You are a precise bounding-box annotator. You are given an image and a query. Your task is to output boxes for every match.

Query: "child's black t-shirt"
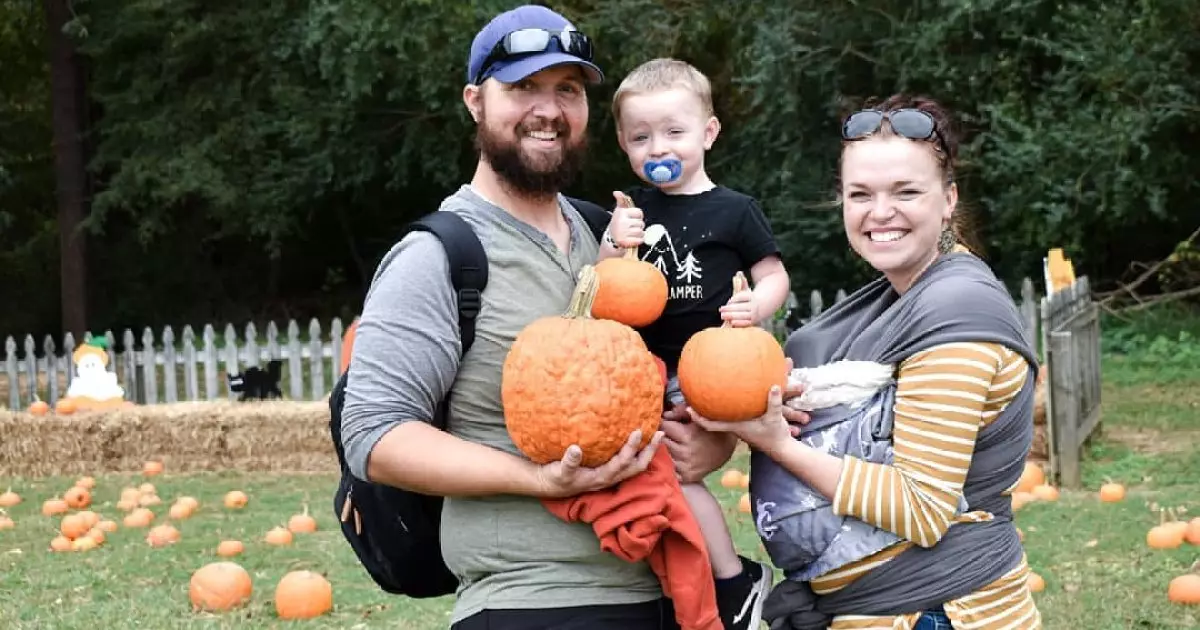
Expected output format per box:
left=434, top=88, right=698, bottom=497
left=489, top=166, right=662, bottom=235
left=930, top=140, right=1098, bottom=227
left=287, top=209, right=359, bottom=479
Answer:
left=620, top=185, right=782, bottom=370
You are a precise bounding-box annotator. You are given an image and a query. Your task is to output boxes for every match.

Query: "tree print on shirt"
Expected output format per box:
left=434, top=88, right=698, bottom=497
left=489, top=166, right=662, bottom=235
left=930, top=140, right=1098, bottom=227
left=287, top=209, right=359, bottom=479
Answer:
left=642, top=223, right=704, bottom=301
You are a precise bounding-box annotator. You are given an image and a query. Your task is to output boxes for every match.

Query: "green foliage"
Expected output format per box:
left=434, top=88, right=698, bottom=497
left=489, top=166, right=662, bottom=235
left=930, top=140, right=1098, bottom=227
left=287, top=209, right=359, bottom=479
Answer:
left=1101, top=303, right=1200, bottom=368
left=1, top=0, right=1199, bottom=336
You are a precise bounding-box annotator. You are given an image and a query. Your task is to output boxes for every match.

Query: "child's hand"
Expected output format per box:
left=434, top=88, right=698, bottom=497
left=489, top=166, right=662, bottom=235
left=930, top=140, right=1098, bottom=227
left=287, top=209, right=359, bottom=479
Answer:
left=720, top=287, right=758, bottom=327
left=606, top=191, right=645, bottom=249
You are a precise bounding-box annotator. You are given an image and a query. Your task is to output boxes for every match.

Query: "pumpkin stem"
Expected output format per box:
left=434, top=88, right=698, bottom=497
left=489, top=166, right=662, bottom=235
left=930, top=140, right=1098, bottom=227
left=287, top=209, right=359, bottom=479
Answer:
left=565, top=266, right=600, bottom=319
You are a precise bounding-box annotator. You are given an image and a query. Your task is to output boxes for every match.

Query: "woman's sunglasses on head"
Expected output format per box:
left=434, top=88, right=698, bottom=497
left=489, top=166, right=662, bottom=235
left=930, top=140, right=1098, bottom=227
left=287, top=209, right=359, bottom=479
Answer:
left=473, top=27, right=594, bottom=85
left=841, top=108, right=951, bottom=158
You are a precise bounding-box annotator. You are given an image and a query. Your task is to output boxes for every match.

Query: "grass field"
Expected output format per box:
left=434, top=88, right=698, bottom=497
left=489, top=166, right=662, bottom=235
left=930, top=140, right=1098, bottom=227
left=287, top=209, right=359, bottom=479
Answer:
left=2, top=312, right=1199, bottom=628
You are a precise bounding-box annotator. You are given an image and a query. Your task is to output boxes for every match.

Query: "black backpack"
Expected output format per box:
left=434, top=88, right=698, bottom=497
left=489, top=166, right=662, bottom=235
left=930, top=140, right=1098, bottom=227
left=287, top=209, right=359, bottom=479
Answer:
left=328, top=196, right=612, bottom=597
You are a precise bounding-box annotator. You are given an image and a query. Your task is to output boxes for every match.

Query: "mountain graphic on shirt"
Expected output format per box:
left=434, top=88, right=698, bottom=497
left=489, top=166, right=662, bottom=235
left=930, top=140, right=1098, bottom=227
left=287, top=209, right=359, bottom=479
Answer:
left=642, top=224, right=704, bottom=285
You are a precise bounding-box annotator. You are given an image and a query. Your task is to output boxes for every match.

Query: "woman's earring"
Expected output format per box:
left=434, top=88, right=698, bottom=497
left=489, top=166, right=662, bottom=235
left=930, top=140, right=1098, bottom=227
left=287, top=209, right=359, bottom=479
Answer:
left=937, top=225, right=956, bottom=254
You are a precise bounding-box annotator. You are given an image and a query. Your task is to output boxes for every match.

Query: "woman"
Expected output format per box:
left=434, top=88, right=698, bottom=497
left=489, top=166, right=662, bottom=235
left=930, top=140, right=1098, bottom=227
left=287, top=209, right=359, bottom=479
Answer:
left=689, top=94, right=1043, bottom=629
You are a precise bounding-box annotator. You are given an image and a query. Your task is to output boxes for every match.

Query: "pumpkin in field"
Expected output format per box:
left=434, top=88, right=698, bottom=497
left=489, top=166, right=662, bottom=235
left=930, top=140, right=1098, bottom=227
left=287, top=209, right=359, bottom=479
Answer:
left=676, top=272, right=788, bottom=422
left=64, top=486, right=91, bottom=510
left=589, top=192, right=668, bottom=328
left=1016, top=462, right=1045, bottom=493
left=0, top=488, right=20, bottom=507
left=189, top=561, right=254, bottom=612
left=287, top=504, right=318, bottom=534
left=502, top=265, right=664, bottom=467
left=1168, top=565, right=1200, bottom=605
left=340, top=317, right=359, bottom=373
left=274, top=570, right=334, bottom=619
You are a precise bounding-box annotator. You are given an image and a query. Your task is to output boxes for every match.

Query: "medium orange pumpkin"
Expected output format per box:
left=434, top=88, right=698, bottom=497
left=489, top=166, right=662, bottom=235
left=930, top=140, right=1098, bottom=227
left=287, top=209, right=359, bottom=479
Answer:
left=502, top=265, right=664, bottom=467
left=189, top=561, right=254, bottom=612
left=590, top=192, right=668, bottom=328
left=676, top=272, right=788, bottom=422
left=274, top=570, right=334, bottom=619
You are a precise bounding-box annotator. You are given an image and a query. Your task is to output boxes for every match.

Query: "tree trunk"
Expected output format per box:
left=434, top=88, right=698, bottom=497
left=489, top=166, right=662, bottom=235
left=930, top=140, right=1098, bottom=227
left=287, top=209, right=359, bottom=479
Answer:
left=45, top=0, right=89, bottom=339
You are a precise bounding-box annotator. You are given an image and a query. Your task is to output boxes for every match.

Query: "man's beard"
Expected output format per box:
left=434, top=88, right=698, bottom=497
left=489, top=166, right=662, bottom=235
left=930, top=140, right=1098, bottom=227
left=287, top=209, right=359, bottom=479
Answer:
left=475, top=116, right=588, bottom=200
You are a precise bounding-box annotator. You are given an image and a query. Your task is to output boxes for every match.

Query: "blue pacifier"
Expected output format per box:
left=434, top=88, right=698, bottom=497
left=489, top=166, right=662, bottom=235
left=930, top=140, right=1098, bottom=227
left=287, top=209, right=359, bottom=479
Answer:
left=643, top=158, right=683, bottom=184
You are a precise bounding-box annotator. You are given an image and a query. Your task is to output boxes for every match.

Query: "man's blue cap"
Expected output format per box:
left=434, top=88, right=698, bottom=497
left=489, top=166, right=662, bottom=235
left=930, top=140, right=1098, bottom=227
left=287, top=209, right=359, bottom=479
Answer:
left=467, top=5, right=604, bottom=86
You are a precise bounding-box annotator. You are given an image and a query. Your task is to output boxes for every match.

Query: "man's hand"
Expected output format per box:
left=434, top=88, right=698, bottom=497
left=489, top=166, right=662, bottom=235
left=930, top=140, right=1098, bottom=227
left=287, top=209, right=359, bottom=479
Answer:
left=606, top=191, right=645, bottom=249
left=661, top=405, right=738, bottom=484
left=534, top=429, right=663, bottom=498
left=719, top=286, right=759, bottom=327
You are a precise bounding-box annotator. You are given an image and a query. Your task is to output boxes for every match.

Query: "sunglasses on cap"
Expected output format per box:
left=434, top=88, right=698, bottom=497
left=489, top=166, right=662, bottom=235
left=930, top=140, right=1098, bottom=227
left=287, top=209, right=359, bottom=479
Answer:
left=842, top=108, right=950, bottom=157
left=473, top=27, right=595, bottom=85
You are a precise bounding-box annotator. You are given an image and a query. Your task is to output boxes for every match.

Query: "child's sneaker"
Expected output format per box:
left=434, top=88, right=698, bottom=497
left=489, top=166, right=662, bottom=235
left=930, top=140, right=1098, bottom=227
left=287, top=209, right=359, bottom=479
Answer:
left=716, top=555, right=773, bottom=630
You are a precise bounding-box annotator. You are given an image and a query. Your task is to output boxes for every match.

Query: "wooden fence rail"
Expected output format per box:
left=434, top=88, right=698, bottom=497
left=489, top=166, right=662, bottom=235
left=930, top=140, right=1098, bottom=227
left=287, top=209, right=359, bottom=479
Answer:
left=3, top=278, right=1043, bottom=413
left=1040, top=276, right=1103, bottom=488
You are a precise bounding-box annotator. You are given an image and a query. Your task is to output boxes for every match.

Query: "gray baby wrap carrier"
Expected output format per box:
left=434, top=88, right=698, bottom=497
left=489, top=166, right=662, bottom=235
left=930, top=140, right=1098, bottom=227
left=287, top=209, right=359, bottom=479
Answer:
left=750, top=253, right=1041, bottom=629
left=753, top=377, right=908, bottom=581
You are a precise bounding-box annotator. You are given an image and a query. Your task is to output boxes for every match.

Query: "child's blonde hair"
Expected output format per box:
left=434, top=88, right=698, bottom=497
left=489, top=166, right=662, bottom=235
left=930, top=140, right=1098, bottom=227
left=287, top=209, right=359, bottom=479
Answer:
left=612, top=58, right=714, bottom=124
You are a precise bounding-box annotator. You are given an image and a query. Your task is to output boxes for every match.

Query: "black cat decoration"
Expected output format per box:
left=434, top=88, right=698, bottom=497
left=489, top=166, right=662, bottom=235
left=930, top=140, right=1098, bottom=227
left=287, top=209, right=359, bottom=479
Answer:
left=227, top=360, right=283, bottom=401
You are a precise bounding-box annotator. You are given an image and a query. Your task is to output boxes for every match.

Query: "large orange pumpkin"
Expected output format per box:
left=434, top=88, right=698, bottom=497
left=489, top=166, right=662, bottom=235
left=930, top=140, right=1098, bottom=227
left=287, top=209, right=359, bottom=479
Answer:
left=677, top=272, right=788, bottom=422
left=590, top=192, right=668, bottom=328
left=502, top=265, right=664, bottom=467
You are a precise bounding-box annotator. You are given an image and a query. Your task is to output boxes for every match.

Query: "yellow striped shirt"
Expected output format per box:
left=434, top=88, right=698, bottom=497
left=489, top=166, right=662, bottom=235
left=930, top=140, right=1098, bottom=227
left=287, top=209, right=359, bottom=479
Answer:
left=813, top=341, right=1042, bottom=629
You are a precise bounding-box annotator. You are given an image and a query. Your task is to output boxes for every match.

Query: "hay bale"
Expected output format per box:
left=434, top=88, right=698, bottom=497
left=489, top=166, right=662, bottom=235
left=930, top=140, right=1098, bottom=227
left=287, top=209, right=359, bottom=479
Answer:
left=0, top=400, right=337, bottom=477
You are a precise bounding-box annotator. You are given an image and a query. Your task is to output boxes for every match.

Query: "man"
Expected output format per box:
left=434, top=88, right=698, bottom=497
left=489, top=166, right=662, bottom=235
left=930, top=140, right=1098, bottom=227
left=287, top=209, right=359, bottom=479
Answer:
left=340, top=5, right=743, bottom=629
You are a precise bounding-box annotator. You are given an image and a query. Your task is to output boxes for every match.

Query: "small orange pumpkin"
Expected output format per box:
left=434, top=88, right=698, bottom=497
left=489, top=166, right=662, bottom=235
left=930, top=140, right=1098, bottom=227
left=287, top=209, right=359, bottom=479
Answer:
left=64, top=486, right=91, bottom=510
left=265, top=526, right=293, bottom=546
left=1185, top=517, right=1200, bottom=546
left=1027, top=572, right=1045, bottom=593
left=189, top=561, right=254, bottom=612
left=143, top=460, right=164, bottom=476
left=224, top=490, right=248, bottom=509
left=147, top=524, right=180, bottom=547
left=589, top=192, right=668, bottom=328
left=41, top=497, right=68, bottom=516
left=0, top=488, right=20, bottom=507
left=1148, top=508, right=1186, bottom=549
left=0, top=515, right=14, bottom=530
left=60, top=513, right=89, bottom=540
left=217, top=540, right=245, bottom=557
left=123, top=507, right=155, bottom=528
left=720, top=470, right=743, bottom=488
left=287, top=504, right=318, bottom=534
left=1168, top=565, right=1200, bottom=605
left=501, top=265, right=664, bottom=467
left=28, top=399, right=49, bottom=415
left=1016, top=462, right=1045, bottom=493
left=676, top=272, right=787, bottom=422
left=340, top=318, right=359, bottom=374
left=1030, top=484, right=1058, bottom=502
left=54, top=398, right=76, bottom=415
left=1098, top=479, right=1125, bottom=503
left=274, top=570, right=334, bottom=619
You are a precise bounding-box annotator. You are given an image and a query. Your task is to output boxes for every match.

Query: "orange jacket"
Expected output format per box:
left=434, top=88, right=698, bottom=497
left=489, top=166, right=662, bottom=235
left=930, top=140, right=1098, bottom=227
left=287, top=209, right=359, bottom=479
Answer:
left=542, top=446, right=722, bottom=630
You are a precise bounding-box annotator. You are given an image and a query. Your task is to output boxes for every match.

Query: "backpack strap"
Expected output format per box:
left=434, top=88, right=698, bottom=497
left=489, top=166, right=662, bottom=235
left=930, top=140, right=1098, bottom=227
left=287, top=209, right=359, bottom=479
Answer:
left=404, top=211, right=488, bottom=358
left=564, top=195, right=612, bottom=243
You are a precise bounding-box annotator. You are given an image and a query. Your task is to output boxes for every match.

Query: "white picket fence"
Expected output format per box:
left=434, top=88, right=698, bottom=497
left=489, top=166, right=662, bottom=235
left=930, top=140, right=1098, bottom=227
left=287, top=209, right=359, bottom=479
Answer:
left=2, top=278, right=1042, bottom=411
